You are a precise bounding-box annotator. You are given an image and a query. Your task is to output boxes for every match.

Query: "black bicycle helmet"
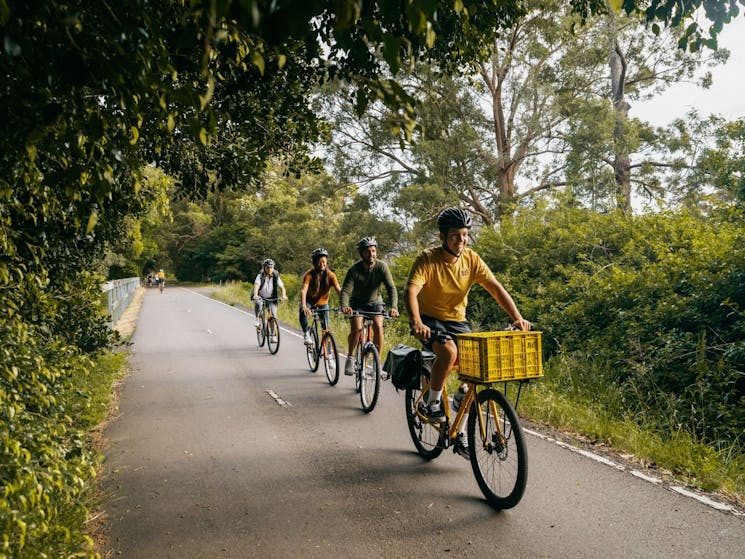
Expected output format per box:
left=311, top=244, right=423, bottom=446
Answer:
left=356, top=237, right=378, bottom=251
left=437, top=207, right=472, bottom=231
left=262, top=258, right=275, bottom=267
left=311, top=247, right=329, bottom=261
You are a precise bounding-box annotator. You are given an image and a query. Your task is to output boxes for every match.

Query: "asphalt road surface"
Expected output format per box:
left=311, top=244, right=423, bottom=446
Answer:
left=102, top=286, right=745, bottom=558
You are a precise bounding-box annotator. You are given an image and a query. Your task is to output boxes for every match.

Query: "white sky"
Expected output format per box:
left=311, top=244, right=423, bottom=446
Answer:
left=633, top=16, right=745, bottom=126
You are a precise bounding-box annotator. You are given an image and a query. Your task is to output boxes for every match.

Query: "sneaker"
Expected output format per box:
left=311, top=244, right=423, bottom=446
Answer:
left=453, top=432, right=470, bottom=460
left=344, top=359, right=355, bottom=376
left=417, top=399, right=446, bottom=424
left=255, top=321, right=261, bottom=330
left=380, top=369, right=390, bottom=381
left=303, top=331, right=312, bottom=345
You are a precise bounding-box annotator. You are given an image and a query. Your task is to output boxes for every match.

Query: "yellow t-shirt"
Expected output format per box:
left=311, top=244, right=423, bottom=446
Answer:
left=407, top=247, right=495, bottom=322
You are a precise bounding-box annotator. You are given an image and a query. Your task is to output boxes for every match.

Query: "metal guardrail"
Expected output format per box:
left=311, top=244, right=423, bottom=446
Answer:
left=102, top=277, right=141, bottom=327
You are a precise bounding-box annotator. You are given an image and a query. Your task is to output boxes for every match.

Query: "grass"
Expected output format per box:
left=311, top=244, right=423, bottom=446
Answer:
left=199, top=282, right=745, bottom=508
left=519, top=372, right=745, bottom=507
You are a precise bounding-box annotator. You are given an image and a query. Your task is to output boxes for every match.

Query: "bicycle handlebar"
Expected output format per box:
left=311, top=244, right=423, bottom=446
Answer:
left=346, top=311, right=397, bottom=319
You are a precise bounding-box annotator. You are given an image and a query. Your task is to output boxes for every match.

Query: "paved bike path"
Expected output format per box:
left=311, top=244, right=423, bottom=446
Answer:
left=102, top=287, right=745, bottom=558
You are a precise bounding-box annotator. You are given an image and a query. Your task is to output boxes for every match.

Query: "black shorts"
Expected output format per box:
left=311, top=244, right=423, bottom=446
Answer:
left=420, top=316, right=471, bottom=351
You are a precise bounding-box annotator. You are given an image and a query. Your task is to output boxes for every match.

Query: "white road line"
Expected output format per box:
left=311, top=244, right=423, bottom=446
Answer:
left=631, top=470, right=662, bottom=484
left=523, top=426, right=742, bottom=517
left=670, top=486, right=743, bottom=515
left=266, top=389, right=292, bottom=408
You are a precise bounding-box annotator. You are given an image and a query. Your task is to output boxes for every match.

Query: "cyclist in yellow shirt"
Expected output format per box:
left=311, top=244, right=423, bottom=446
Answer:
left=404, top=208, right=531, bottom=432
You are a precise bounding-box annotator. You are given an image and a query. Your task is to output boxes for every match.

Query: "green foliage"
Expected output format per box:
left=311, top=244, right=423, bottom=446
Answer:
left=474, top=205, right=745, bottom=447
left=146, top=162, right=404, bottom=283
left=0, top=315, right=125, bottom=558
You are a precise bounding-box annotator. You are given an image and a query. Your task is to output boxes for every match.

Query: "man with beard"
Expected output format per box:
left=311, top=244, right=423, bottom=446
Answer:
left=340, top=237, right=399, bottom=376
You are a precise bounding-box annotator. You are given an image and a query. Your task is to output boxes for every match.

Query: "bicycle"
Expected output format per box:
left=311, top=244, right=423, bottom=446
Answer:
left=347, top=311, right=395, bottom=413
left=255, top=297, right=282, bottom=354
left=403, top=329, right=542, bottom=510
left=158, top=278, right=164, bottom=294
left=304, top=308, right=340, bottom=385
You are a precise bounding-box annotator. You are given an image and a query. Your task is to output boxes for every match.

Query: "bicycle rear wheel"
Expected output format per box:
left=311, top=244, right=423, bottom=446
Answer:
left=467, top=387, right=527, bottom=510
left=306, top=323, right=320, bottom=371
left=359, top=344, right=381, bottom=413
left=322, top=332, right=340, bottom=386
left=405, top=370, right=445, bottom=459
left=267, top=317, right=280, bottom=354
left=256, top=314, right=266, bottom=347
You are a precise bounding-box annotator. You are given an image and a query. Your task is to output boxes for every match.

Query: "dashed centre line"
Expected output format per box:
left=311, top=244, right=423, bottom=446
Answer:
left=266, top=389, right=292, bottom=408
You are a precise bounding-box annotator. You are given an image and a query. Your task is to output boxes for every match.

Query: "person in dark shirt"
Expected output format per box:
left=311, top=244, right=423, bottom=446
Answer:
left=340, top=237, right=399, bottom=375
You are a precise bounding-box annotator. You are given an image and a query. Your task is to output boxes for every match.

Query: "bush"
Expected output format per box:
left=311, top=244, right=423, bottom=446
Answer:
left=472, top=206, right=745, bottom=447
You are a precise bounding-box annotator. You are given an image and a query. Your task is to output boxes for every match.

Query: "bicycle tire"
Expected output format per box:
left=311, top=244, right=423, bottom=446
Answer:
left=467, top=387, right=528, bottom=510
left=359, top=343, right=381, bottom=413
left=405, top=369, right=445, bottom=459
left=353, top=344, right=362, bottom=393
left=267, top=317, right=280, bottom=354
left=323, top=332, right=340, bottom=386
left=256, top=314, right=266, bottom=347
left=306, top=323, right=320, bottom=371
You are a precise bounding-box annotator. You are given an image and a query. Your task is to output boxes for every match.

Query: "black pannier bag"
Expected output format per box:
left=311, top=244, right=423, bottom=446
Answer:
left=383, top=344, right=422, bottom=391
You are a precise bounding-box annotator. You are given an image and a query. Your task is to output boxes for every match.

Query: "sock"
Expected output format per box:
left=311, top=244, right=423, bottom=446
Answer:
left=428, top=389, right=443, bottom=404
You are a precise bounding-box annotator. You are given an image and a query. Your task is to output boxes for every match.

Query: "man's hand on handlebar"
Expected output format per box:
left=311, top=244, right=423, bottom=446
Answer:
left=341, top=306, right=352, bottom=316
left=410, top=320, right=431, bottom=343
left=512, top=317, right=532, bottom=331
left=389, top=309, right=399, bottom=318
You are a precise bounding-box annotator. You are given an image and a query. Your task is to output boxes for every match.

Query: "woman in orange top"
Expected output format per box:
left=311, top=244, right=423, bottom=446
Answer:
left=299, top=248, right=342, bottom=345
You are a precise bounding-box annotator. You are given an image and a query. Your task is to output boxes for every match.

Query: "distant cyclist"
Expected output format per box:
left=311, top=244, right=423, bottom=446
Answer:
left=156, top=269, right=165, bottom=291
left=404, top=208, right=530, bottom=450
left=299, top=248, right=342, bottom=345
left=252, top=259, right=287, bottom=328
left=340, top=237, right=399, bottom=376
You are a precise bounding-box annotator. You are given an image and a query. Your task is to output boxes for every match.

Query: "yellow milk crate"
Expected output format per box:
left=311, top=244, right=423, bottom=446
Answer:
left=456, top=331, right=543, bottom=383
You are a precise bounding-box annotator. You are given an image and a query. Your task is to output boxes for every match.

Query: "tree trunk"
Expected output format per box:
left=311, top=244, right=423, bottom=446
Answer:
left=481, top=52, right=516, bottom=219
left=610, top=43, right=632, bottom=214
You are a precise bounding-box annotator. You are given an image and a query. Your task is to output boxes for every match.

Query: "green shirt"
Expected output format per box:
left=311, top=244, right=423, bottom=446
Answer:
left=340, top=260, right=398, bottom=311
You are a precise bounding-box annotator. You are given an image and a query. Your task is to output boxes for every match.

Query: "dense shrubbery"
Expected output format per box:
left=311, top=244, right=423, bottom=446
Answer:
left=1, top=220, right=115, bottom=557
left=469, top=206, right=745, bottom=448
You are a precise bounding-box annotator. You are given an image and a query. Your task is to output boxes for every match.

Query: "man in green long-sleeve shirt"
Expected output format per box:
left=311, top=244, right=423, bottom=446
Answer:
left=340, top=237, right=399, bottom=376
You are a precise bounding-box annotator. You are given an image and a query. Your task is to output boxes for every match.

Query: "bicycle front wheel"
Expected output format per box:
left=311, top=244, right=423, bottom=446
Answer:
left=306, top=324, right=320, bottom=371
left=467, top=387, right=528, bottom=510
left=405, top=369, right=445, bottom=459
left=322, top=332, right=340, bottom=386
left=354, top=345, right=362, bottom=393
left=359, top=344, right=381, bottom=413
left=256, top=315, right=266, bottom=347
left=267, top=317, right=280, bottom=354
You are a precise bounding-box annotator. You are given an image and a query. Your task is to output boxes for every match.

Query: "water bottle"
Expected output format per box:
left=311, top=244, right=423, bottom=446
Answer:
left=452, top=384, right=468, bottom=412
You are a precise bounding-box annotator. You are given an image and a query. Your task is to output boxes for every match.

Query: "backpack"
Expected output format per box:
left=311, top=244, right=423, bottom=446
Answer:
left=259, top=269, right=280, bottom=299
left=383, top=344, right=422, bottom=391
